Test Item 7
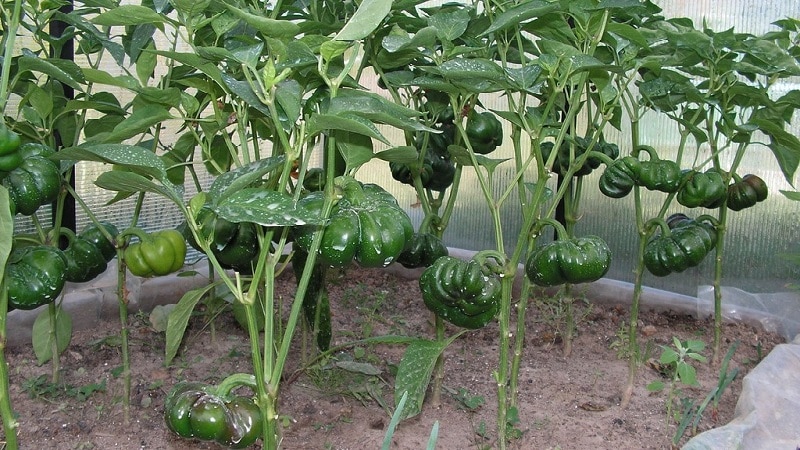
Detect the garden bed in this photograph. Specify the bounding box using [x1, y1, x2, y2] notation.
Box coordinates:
[0, 265, 783, 450]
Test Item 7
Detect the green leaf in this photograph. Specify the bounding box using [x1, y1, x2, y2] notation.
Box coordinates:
[55, 11, 126, 65]
[393, 338, 453, 420]
[752, 118, 800, 184]
[165, 284, 217, 365]
[676, 363, 698, 386]
[781, 190, 800, 201]
[208, 156, 287, 202]
[447, 145, 509, 172]
[221, 73, 270, 116]
[0, 187, 13, 286]
[152, 51, 226, 88]
[334, 360, 382, 376]
[57, 144, 168, 181]
[91, 5, 166, 26]
[428, 8, 470, 41]
[375, 146, 420, 164]
[336, 131, 374, 170]
[646, 380, 665, 392]
[216, 189, 325, 226]
[18, 54, 85, 92]
[223, 4, 300, 38]
[95, 171, 183, 204]
[32, 307, 73, 366]
[334, 0, 393, 41]
[482, 0, 560, 35]
[328, 89, 431, 133]
[307, 113, 389, 144]
[81, 68, 140, 89]
[88, 104, 173, 144]
[149, 304, 174, 332]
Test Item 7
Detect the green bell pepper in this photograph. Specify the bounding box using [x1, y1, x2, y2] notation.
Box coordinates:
[676, 169, 727, 208]
[396, 232, 449, 269]
[541, 137, 620, 177]
[164, 382, 262, 449]
[636, 146, 682, 193]
[294, 178, 413, 268]
[644, 216, 717, 277]
[0, 124, 22, 172]
[61, 228, 109, 283]
[3, 143, 62, 216]
[525, 235, 612, 287]
[726, 173, 768, 211]
[123, 229, 187, 277]
[598, 156, 641, 198]
[465, 111, 503, 154]
[6, 245, 67, 310]
[184, 206, 259, 273]
[391, 125, 456, 192]
[302, 167, 326, 192]
[78, 221, 119, 262]
[419, 256, 501, 329]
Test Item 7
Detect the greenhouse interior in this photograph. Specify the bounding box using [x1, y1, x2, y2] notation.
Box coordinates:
[1, 0, 799, 449]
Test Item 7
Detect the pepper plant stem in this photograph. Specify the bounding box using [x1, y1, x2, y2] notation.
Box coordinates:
[0, 286, 17, 450]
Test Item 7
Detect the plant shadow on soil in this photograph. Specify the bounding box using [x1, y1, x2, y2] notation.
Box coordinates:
[2, 267, 782, 450]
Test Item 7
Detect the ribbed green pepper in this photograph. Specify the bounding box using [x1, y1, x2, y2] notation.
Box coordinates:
[676, 169, 727, 208]
[123, 229, 187, 277]
[396, 233, 449, 269]
[419, 256, 501, 329]
[598, 156, 641, 198]
[0, 124, 22, 172]
[644, 216, 717, 277]
[3, 143, 62, 216]
[183, 206, 259, 273]
[294, 178, 413, 268]
[525, 235, 612, 287]
[391, 125, 456, 192]
[726, 174, 768, 211]
[61, 229, 109, 283]
[6, 245, 67, 310]
[637, 157, 681, 193]
[541, 137, 620, 177]
[465, 111, 503, 154]
[79, 221, 119, 262]
[164, 382, 262, 449]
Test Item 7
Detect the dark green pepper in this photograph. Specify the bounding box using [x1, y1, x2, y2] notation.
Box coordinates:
[726, 174, 768, 211]
[541, 137, 620, 177]
[302, 167, 326, 192]
[525, 235, 612, 287]
[164, 382, 262, 449]
[419, 256, 501, 329]
[123, 229, 187, 277]
[78, 221, 119, 262]
[396, 232, 449, 268]
[3, 143, 62, 216]
[0, 124, 22, 172]
[644, 217, 716, 277]
[6, 245, 67, 310]
[391, 125, 456, 192]
[676, 169, 727, 208]
[183, 206, 259, 273]
[61, 229, 108, 283]
[598, 156, 641, 198]
[294, 178, 413, 268]
[465, 111, 503, 154]
[637, 157, 681, 193]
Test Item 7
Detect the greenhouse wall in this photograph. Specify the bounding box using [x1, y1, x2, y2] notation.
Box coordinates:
[56, 0, 800, 298]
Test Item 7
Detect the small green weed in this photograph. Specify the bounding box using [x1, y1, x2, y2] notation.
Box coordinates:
[22, 374, 106, 402]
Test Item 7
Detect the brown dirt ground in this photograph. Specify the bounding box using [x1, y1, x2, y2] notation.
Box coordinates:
[1, 267, 783, 450]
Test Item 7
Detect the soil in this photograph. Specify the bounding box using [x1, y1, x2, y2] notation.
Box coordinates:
[1, 267, 783, 450]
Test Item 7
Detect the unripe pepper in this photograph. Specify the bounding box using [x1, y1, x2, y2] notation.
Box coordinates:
[465, 111, 503, 154]
[541, 137, 620, 177]
[164, 381, 262, 449]
[726, 173, 768, 211]
[419, 256, 501, 329]
[60, 228, 109, 283]
[3, 143, 62, 216]
[644, 216, 717, 277]
[0, 124, 23, 172]
[676, 169, 727, 208]
[123, 228, 187, 277]
[294, 177, 413, 268]
[6, 245, 67, 310]
[78, 221, 119, 262]
[396, 232, 449, 269]
[635, 146, 681, 193]
[391, 125, 456, 192]
[183, 205, 259, 273]
[525, 235, 612, 287]
[598, 156, 641, 198]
